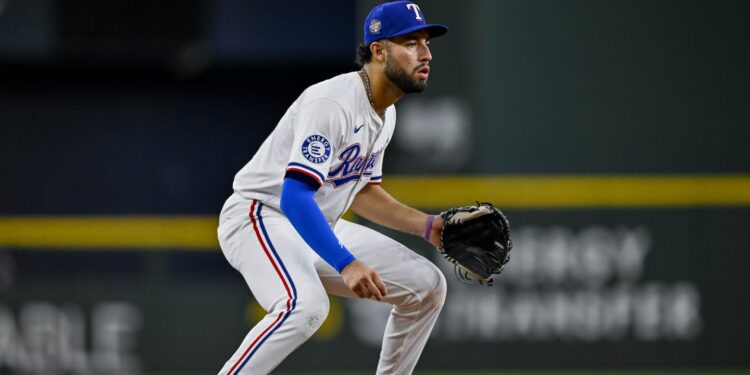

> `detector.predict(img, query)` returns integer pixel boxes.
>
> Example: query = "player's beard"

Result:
[385,56,428,94]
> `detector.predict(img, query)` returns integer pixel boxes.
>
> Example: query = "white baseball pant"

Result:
[216,197,446,375]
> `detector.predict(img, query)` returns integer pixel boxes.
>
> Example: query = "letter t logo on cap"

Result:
[406,3,423,20]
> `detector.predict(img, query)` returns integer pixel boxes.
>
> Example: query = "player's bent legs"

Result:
[218,200,329,375]
[319,219,447,375]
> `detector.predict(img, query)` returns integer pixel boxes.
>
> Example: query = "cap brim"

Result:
[388,23,449,40]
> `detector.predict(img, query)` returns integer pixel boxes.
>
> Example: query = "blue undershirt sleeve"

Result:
[280,174,356,273]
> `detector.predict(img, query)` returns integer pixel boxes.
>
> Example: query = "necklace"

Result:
[359,69,384,119]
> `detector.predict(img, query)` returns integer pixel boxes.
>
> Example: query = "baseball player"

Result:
[217,2,448,374]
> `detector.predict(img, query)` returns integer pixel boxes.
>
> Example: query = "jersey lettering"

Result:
[327,144,383,188]
[406,3,423,21]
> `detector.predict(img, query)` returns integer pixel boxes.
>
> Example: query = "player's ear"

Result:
[370,41,387,63]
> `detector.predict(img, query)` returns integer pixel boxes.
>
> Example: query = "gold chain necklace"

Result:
[359,69,384,119]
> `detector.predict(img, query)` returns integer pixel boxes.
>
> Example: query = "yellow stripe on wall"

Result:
[382,174,750,208]
[0,216,219,249]
[1,175,749,249]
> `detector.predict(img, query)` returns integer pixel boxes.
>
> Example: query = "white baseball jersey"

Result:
[231,72,395,224]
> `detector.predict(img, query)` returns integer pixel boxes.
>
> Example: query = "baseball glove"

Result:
[438,203,512,285]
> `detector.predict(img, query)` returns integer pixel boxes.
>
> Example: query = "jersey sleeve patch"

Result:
[301,135,332,164]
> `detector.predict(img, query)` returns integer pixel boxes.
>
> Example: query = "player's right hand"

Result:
[341,260,387,300]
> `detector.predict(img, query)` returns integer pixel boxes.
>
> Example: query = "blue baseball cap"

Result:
[364,1,448,45]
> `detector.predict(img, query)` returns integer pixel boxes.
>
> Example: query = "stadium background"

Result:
[1,0,749,374]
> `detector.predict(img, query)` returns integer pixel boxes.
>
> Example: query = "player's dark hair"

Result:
[355,43,372,67]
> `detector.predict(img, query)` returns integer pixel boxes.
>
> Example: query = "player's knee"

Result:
[293,290,330,338]
[411,262,447,311]
[428,264,448,310]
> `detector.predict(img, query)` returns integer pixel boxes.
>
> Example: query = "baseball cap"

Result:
[364,1,448,45]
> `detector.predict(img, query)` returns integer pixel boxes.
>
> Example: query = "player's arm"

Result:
[280,174,386,300]
[350,184,443,248]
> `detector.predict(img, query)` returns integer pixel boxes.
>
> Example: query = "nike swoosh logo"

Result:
[354,124,365,133]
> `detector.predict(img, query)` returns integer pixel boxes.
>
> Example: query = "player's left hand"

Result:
[437,203,512,285]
